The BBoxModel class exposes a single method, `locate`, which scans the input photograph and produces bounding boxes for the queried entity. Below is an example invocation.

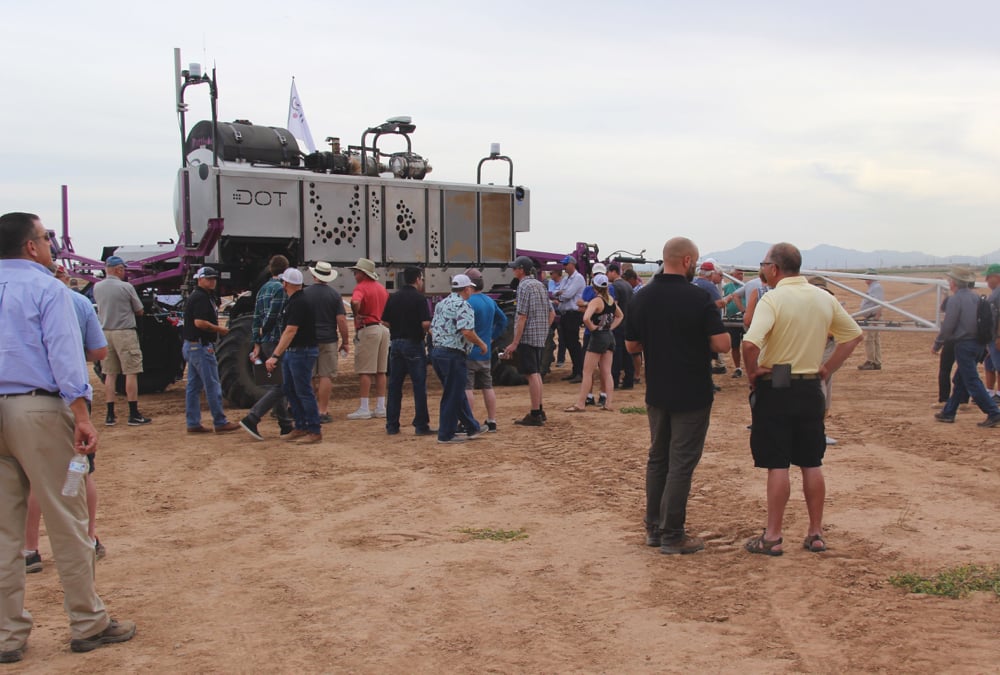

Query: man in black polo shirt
[182,267,240,433]
[625,237,730,555]
[265,268,321,443]
[381,266,433,436]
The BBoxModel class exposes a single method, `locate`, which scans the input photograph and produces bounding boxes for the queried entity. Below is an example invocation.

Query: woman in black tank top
[565,273,623,412]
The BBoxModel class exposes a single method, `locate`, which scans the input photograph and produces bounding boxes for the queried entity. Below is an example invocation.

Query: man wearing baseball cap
[506,256,555,425]
[266,268,322,443]
[182,267,240,433]
[430,274,487,443]
[93,255,150,426]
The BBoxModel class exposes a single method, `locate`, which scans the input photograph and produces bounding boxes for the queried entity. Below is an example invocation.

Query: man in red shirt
[347,258,390,419]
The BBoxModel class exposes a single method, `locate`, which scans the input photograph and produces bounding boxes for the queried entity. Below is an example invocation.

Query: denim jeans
[942,339,1000,418]
[183,341,228,429]
[248,342,292,427]
[387,339,431,433]
[645,404,711,541]
[281,347,321,433]
[431,347,480,441]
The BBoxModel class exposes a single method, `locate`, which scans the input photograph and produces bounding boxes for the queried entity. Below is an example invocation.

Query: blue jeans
[645,404,711,541]
[183,341,228,429]
[431,347,480,441]
[281,347,321,433]
[942,340,1000,417]
[387,339,431,433]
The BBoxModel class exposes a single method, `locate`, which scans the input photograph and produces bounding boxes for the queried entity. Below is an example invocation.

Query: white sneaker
[372,408,387,418]
[825,436,838,446]
[347,409,372,420]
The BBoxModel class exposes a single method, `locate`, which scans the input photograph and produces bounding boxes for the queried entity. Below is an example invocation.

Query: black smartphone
[771,363,792,388]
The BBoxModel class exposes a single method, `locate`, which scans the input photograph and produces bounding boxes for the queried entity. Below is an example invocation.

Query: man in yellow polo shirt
[741,242,862,556]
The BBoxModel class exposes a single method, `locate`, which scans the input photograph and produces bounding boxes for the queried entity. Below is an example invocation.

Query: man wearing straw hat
[304,261,349,423]
[347,258,390,420]
[932,266,1000,428]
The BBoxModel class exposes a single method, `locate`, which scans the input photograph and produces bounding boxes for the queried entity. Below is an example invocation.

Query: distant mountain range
[703,241,1000,270]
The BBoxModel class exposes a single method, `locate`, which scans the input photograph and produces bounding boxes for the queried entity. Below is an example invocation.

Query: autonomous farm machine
[52,50,641,404]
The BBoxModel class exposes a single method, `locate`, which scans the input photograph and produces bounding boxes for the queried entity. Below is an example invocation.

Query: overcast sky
[2,0,998,262]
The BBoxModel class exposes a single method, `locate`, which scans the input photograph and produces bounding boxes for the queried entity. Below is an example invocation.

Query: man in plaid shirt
[504,256,555,426]
[241,255,295,440]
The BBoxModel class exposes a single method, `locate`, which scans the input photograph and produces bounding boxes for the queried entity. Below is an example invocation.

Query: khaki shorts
[102,329,143,375]
[354,324,389,374]
[465,359,493,390]
[313,343,340,379]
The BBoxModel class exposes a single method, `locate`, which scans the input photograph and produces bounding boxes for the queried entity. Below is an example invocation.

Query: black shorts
[517,346,544,375]
[728,326,744,349]
[587,331,615,354]
[749,379,826,469]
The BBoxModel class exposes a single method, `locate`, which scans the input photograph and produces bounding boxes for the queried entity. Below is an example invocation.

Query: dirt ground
[13,278,1000,673]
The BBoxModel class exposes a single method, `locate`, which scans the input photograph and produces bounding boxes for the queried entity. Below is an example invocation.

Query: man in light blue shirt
[0,212,135,662]
[554,255,586,382]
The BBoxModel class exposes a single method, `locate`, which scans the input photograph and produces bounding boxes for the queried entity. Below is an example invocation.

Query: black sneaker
[934,412,956,423]
[105,413,116,426]
[978,413,1000,428]
[645,529,661,547]
[539,408,548,422]
[0,645,25,664]
[69,619,137,653]
[127,414,152,426]
[414,427,437,436]
[484,420,497,433]
[95,538,107,560]
[25,550,42,573]
[514,413,544,427]
[597,394,607,407]
[240,416,264,441]
[585,395,596,406]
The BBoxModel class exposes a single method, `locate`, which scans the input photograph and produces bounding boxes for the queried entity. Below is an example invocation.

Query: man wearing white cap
[181,267,240,433]
[304,261,349,423]
[347,258,390,419]
[430,274,487,443]
[265,268,323,443]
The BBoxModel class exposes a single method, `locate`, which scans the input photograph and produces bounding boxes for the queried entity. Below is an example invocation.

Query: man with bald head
[742,242,862,556]
[625,237,730,555]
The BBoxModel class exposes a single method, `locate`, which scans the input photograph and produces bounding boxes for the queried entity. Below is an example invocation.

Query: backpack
[975,295,998,345]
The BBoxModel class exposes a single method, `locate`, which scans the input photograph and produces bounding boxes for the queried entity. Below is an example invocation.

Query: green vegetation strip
[459,527,528,542]
[890,564,1000,598]
[620,406,647,414]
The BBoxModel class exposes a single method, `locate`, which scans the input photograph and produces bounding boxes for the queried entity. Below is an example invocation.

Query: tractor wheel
[217,313,267,408]
[93,315,184,395]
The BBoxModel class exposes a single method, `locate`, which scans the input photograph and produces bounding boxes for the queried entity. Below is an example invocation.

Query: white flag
[287,78,317,153]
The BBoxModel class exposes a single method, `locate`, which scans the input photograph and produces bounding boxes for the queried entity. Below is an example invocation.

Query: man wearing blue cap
[93,255,151,426]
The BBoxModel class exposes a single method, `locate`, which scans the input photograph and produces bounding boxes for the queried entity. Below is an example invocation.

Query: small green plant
[459,527,528,542]
[620,406,647,414]
[889,564,1000,598]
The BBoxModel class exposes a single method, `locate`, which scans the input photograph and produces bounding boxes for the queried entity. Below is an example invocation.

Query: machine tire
[217,313,267,408]
[491,305,527,387]
[92,315,184,395]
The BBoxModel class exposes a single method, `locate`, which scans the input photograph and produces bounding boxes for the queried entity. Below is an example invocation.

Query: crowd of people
[4,207,1000,663]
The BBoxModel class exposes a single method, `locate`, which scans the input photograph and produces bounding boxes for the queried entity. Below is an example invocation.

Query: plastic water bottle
[61,454,88,497]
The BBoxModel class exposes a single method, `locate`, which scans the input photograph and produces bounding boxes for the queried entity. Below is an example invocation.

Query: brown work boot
[187,425,210,433]
[281,429,307,441]
[214,422,240,432]
[70,619,136,653]
[660,534,705,555]
[296,432,323,444]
